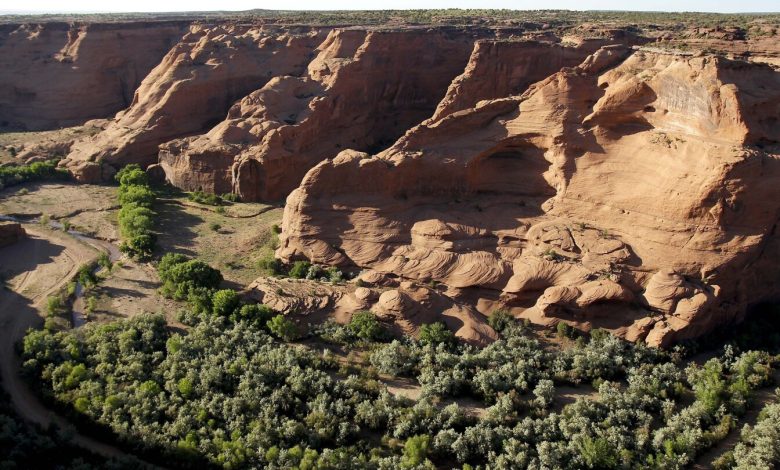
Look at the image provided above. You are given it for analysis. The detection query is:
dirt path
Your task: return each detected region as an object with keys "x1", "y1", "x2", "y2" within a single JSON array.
[{"x1": 0, "y1": 227, "x2": 131, "y2": 459}]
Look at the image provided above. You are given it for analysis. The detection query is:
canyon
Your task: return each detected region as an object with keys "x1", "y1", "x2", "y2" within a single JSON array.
[{"x1": 2, "y1": 13, "x2": 780, "y2": 346}]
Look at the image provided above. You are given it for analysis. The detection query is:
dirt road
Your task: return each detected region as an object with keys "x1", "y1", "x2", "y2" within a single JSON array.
[{"x1": 0, "y1": 226, "x2": 129, "y2": 459}]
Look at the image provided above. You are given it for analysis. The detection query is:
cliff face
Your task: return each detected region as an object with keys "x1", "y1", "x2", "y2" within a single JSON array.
[
  {"x1": 0, "y1": 21, "x2": 188, "y2": 131},
  {"x1": 62, "y1": 24, "x2": 326, "y2": 182},
  {"x1": 157, "y1": 28, "x2": 485, "y2": 200},
  {"x1": 277, "y1": 47, "x2": 780, "y2": 347},
  {"x1": 429, "y1": 36, "x2": 633, "y2": 122}
]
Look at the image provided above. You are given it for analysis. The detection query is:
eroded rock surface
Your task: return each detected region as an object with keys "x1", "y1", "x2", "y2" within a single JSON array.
[
  {"x1": 245, "y1": 276, "x2": 496, "y2": 345},
  {"x1": 0, "y1": 21, "x2": 188, "y2": 130},
  {"x1": 158, "y1": 27, "x2": 486, "y2": 200},
  {"x1": 278, "y1": 47, "x2": 780, "y2": 347},
  {"x1": 62, "y1": 24, "x2": 327, "y2": 182}
]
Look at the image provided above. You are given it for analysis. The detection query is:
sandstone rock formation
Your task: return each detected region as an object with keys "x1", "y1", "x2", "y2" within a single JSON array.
[
  {"x1": 0, "y1": 21, "x2": 188, "y2": 130},
  {"x1": 429, "y1": 35, "x2": 634, "y2": 122},
  {"x1": 157, "y1": 28, "x2": 485, "y2": 200},
  {"x1": 62, "y1": 24, "x2": 327, "y2": 182},
  {"x1": 0, "y1": 221, "x2": 25, "y2": 248},
  {"x1": 245, "y1": 276, "x2": 496, "y2": 345},
  {"x1": 6, "y1": 14, "x2": 778, "y2": 346},
  {"x1": 278, "y1": 46, "x2": 780, "y2": 347}
]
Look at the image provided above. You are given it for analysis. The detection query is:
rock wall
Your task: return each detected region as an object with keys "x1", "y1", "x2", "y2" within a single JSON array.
[
  {"x1": 62, "y1": 24, "x2": 327, "y2": 182},
  {"x1": 158, "y1": 27, "x2": 487, "y2": 200},
  {"x1": 429, "y1": 36, "x2": 631, "y2": 122},
  {"x1": 0, "y1": 21, "x2": 189, "y2": 131},
  {"x1": 277, "y1": 47, "x2": 780, "y2": 347}
]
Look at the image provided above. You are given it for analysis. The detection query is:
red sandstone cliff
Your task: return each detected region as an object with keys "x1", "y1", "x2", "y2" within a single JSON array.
[
  {"x1": 277, "y1": 46, "x2": 780, "y2": 347},
  {"x1": 157, "y1": 27, "x2": 488, "y2": 200},
  {"x1": 61, "y1": 24, "x2": 326, "y2": 182},
  {"x1": 0, "y1": 21, "x2": 188, "y2": 131},
  {"x1": 429, "y1": 36, "x2": 633, "y2": 122}
]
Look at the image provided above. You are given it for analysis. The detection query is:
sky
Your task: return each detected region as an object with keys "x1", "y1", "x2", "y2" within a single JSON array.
[{"x1": 1, "y1": 0, "x2": 778, "y2": 14}]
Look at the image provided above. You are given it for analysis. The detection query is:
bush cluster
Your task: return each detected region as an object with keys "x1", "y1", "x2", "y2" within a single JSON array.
[
  {"x1": 20, "y1": 300, "x2": 779, "y2": 469},
  {"x1": 158, "y1": 254, "x2": 300, "y2": 340},
  {"x1": 116, "y1": 165, "x2": 157, "y2": 258},
  {"x1": 187, "y1": 191, "x2": 239, "y2": 206},
  {"x1": 0, "y1": 160, "x2": 68, "y2": 190}
]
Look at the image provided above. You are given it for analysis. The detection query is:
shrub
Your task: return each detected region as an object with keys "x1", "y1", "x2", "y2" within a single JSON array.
[
  {"x1": 289, "y1": 261, "x2": 312, "y2": 279},
  {"x1": 76, "y1": 264, "x2": 97, "y2": 290},
  {"x1": 533, "y1": 379, "x2": 555, "y2": 409},
  {"x1": 267, "y1": 314, "x2": 299, "y2": 341},
  {"x1": 556, "y1": 321, "x2": 572, "y2": 339},
  {"x1": 46, "y1": 295, "x2": 65, "y2": 316},
  {"x1": 188, "y1": 191, "x2": 222, "y2": 206},
  {"x1": 578, "y1": 436, "x2": 619, "y2": 469},
  {"x1": 177, "y1": 378, "x2": 194, "y2": 398},
  {"x1": 0, "y1": 159, "x2": 68, "y2": 190},
  {"x1": 401, "y1": 435, "x2": 433, "y2": 469},
  {"x1": 325, "y1": 266, "x2": 344, "y2": 283},
  {"x1": 488, "y1": 309, "x2": 514, "y2": 333},
  {"x1": 418, "y1": 322, "x2": 455, "y2": 346},
  {"x1": 186, "y1": 287, "x2": 214, "y2": 316},
  {"x1": 85, "y1": 296, "x2": 97, "y2": 315},
  {"x1": 234, "y1": 303, "x2": 275, "y2": 328},
  {"x1": 157, "y1": 253, "x2": 223, "y2": 300},
  {"x1": 97, "y1": 252, "x2": 112, "y2": 270},
  {"x1": 209, "y1": 222, "x2": 221, "y2": 232},
  {"x1": 347, "y1": 311, "x2": 384, "y2": 341},
  {"x1": 211, "y1": 289, "x2": 241, "y2": 317},
  {"x1": 258, "y1": 250, "x2": 282, "y2": 276}
]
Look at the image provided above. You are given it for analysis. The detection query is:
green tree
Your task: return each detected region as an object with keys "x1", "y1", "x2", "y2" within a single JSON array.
[
  {"x1": 289, "y1": 260, "x2": 312, "y2": 279},
  {"x1": 418, "y1": 322, "x2": 454, "y2": 346},
  {"x1": 267, "y1": 314, "x2": 299, "y2": 341},
  {"x1": 347, "y1": 310, "x2": 384, "y2": 341},
  {"x1": 488, "y1": 309, "x2": 514, "y2": 332},
  {"x1": 157, "y1": 254, "x2": 222, "y2": 300},
  {"x1": 234, "y1": 303, "x2": 275, "y2": 327},
  {"x1": 115, "y1": 164, "x2": 148, "y2": 187},
  {"x1": 578, "y1": 436, "x2": 619, "y2": 469},
  {"x1": 401, "y1": 434, "x2": 433, "y2": 469},
  {"x1": 118, "y1": 184, "x2": 155, "y2": 207},
  {"x1": 211, "y1": 289, "x2": 241, "y2": 317}
]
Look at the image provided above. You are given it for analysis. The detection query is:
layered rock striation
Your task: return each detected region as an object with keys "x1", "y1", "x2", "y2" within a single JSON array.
[
  {"x1": 62, "y1": 24, "x2": 327, "y2": 182},
  {"x1": 157, "y1": 27, "x2": 487, "y2": 200},
  {"x1": 277, "y1": 46, "x2": 780, "y2": 346},
  {"x1": 0, "y1": 21, "x2": 188, "y2": 130}
]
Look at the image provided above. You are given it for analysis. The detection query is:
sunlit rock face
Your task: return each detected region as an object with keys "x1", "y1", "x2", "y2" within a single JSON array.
[
  {"x1": 62, "y1": 24, "x2": 327, "y2": 182},
  {"x1": 278, "y1": 47, "x2": 780, "y2": 347}
]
